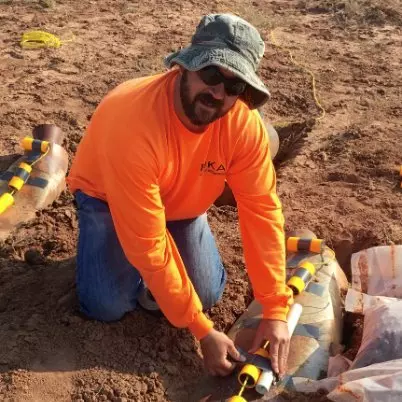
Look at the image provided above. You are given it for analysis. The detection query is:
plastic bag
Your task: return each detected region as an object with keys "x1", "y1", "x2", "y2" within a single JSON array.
[
  {"x1": 350, "y1": 245, "x2": 402, "y2": 297},
  {"x1": 294, "y1": 245, "x2": 402, "y2": 401},
  {"x1": 345, "y1": 288, "x2": 400, "y2": 314},
  {"x1": 350, "y1": 299, "x2": 402, "y2": 370},
  {"x1": 295, "y1": 359, "x2": 402, "y2": 401}
]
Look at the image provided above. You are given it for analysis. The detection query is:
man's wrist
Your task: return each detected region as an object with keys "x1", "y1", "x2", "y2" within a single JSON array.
[
  {"x1": 262, "y1": 304, "x2": 289, "y2": 322},
  {"x1": 188, "y1": 311, "x2": 214, "y2": 340}
]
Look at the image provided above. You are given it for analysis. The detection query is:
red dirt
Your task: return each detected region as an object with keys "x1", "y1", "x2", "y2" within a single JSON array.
[{"x1": 0, "y1": 0, "x2": 401, "y2": 401}]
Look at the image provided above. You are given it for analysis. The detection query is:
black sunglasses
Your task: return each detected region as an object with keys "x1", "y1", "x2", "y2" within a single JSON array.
[{"x1": 197, "y1": 66, "x2": 247, "y2": 96}]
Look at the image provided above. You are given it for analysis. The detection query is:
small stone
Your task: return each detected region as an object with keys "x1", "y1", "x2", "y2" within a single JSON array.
[
  {"x1": 165, "y1": 364, "x2": 178, "y2": 375},
  {"x1": 83, "y1": 394, "x2": 93, "y2": 402},
  {"x1": 24, "y1": 249, "x2": 45, "y2": 266},
  {"x1": 140, "y1": 382, "x2": 148, "y2": 394},
  {"x1": 132, "y1": 382, "x2": 142, "y2": 393},
  {"x1": 305, "y1": 160, "x2": 316, "y2": 169},
  {"x1": 139, "y1": 339, "x2": 150, "y2": 353},
  {"x1": 9, "y1": 51, "x2": 24, "y2": 59},
  {"x1": 39, "y1": 0, "x2": 54, "y2": 7},
  {"x1": 359, "y1": 98, "x2": 370, "y2": 107},
  {"x1": 146, "y1": 381, "x2": 155, "y2": 393},
  {"x1": 318, "y1": 151, "x2": 328, "y2": 161},
  {"x1": 181, "y1": 342, "x2": 192, "y2": 352},
  {"x1": 76, "y1": 378, "x2": 84, "y2": 387},
  {"x1": 25, "y1": 314, "x2": 41, "y2": 331},
  {"x1": 159, "y1": 351, "x2": 169, "y2": 361},
  {"x1": 69, "y1": 315, "x2": 83, "y2": 325}
]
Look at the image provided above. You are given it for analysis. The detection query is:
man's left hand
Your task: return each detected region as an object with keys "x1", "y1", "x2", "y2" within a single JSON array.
[{"x1": 248, "y1": 319, "x2": 290, "y2": 377}]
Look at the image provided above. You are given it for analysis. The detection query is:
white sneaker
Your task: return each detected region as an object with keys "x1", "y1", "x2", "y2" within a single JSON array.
[{"x1": 137, "y1": 282, "x2": 161, "y2": 315}]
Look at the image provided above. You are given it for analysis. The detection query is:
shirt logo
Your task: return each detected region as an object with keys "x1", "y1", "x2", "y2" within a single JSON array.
[{"x1": 200, "y1": 161, "x2": 226, "y2": 175}]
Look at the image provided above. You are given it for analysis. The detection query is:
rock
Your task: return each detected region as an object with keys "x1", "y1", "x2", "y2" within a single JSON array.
[
  {"x1": 180, "y1": 342, "x2": 192, "y2": 352},
  {"x1": 39, "y1": 0, "x2": 54, "y2": 8},
  {"x1": 141, "y1": 382, "x2": 148, "y2": 394},
  {"x1": 9, "y1": 51, "x2": 24, "y2": 60},
  {"x1": 305, "y1": 160, "x2": 317, "y2": 169},
  {"x1": 159, "y1": 351, "x2": 168, "y2": 361},
  {"x1": 25, "y1": 314, "x2": 42, "y2": 331},
  {"x1": 145, "y1": 379, "x2": 155, "y2": 393},
  {"x1": 318, "y1": 151, "x2": 329, "y2": 161},
  {"x1": 132, "y1": 382, "x2": 142, "y2": 393},
  {"x1": 139, "y1": 338, "x2": 151, "y2": 353},
  {"x1": 164, "y1": 364, "x2": 178, "y2": 375},
  {"x1": 359, "y1": 98, "x2": 370, "y2": 107},
  {"x1": 76, "y1": 378, "x2": 84, "y2": 387},
  {"x1": 24, "y1": 249, "x2": 45, "y2": 266},
  {"x1": 68, "y1": 315, "x2": 84, "y2": 325}
]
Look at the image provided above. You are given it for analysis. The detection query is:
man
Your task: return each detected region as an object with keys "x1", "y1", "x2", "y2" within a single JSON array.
[{"x1": 67, "y1": 13, "x2": 293, "y2": 378}]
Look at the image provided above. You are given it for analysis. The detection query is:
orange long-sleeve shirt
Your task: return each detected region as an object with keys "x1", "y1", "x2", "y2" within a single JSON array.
[{"x1": 67, "y1": 69, "x2": 293, "y2": 340}]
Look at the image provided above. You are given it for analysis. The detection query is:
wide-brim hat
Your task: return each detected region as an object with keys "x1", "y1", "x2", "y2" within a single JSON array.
[{"x1": 164, "y1": 14, "x2": 270, "y2": 109}]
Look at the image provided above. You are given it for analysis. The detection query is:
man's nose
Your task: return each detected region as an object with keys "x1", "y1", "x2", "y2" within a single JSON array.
[{"x1": 209, "y1": 82, "x2": 225, "y2": 100}]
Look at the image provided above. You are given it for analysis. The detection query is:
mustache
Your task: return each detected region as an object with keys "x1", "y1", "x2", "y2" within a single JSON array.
[{"x1": 195, "y1": 93, "x2": 223, "y2": 108}]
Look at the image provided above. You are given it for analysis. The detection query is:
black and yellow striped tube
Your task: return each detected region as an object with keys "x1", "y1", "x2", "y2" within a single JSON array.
[
  {"x1": 287, "y1": 237, "x2": 324, "y2": 254},
  {"x1": 0, "y1": 193, "x2": 15, "y2": 215},
  {"x1": 238, "y1": 364, "x2": 261, "y2": 388},
  {"x1": 21, "y1": 137, "x2": 50, "y2": 153},
  {"x1": 8, "y1": 162, "x2": 32, "y2": 191},
  {"x1": 287, "y1": 261, "x2": 316, "y2": 295}
]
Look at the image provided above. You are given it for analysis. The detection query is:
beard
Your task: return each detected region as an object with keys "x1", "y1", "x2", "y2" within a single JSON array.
[{"x1": 180, "y1": 70, "x2": 226, "y2": 126}]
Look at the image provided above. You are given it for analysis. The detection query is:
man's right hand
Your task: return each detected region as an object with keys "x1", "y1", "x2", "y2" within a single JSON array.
[{"x1": 199, "y1": 328, "x2": 246, "y2": 376}]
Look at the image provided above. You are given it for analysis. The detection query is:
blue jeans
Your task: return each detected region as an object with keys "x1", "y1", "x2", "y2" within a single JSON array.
[{"x1": 75, "y1": 190, "x2": 226, "y2": 322}]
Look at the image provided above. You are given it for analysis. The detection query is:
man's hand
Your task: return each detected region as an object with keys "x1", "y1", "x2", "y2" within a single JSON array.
[
  {"x1": 249, "y1": 319, "x2": 290, "y2": 377},
  {"x1": 200, "y1": 329, "x2": 246, "y2": 376}
]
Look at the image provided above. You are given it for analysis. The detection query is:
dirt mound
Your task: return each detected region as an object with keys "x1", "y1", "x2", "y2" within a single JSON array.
[
  {"x1": 298, "y1": 0, "x2": 402, "y2": 27},
  {"x1": 0, "y1": 0, "x2": 401, "y2": 401}
]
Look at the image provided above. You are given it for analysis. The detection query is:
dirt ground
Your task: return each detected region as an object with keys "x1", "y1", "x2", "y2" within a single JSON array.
[{"x1": 0, "y1": 0, "x2": 401, "y2": 401}]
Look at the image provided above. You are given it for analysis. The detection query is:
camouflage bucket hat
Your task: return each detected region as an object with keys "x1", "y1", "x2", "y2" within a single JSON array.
[{"x1": 164, "y1": 13, "x2": 270, "y2": 109}]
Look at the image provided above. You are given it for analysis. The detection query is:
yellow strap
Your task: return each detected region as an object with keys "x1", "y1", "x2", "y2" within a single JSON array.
[
  {"x1": 269, "y1": 29, "x2": 326, "y2": 122},
  {"x1": 20, "y1": 30, "x2": 74, "y2": 49}
]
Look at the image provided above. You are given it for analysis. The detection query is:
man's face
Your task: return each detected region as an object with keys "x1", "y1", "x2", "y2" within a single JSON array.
[{"x1": 180, "y1": 66, "x2": 246, "y2": 126}]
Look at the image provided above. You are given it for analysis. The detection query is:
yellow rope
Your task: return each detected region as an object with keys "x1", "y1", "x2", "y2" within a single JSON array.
[
  {"x1": 20, "y1": 30, "x2": 74, "y2": 49},
  {"x1": 269, "y1": 29, "x2": 326, "y2": 122},
  {"x1": 30, "y1": 147, "x2": 50, "y2": 166},
  {"x1": 239, "y1": 379, "x2": 248, "y2": 396}
]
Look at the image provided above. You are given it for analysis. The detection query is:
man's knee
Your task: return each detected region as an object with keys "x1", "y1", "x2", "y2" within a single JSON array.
[
  {"x1": 199, "y1": 290, "x2": 222, "y2": 310},
  {"x1": 197, "y1": 269, "x2": 227, "y2": 310},
  {"x1": 78, "y1": 293, "x2": 127, "y2": 322}
]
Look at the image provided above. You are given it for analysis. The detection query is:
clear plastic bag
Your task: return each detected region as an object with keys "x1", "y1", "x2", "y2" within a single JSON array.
[
  {"x1": 350, "y1": 300, "x2": 402, "y2": 370},
  {"x1": 294, "y1": 245, "x2": 402, "y2": 401},
  {"x1": 295, "y1": 359, "x2": 402, "y2": 401}
]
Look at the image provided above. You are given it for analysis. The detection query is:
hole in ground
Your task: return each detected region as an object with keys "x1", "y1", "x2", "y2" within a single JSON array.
[{"x1": 214, "y1": 118, "x2": 315, "y2": 207}]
